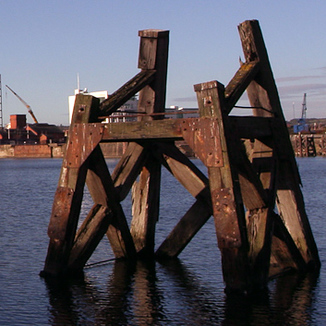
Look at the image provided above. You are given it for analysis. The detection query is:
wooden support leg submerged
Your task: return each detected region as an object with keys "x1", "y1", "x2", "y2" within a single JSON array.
[
  {"x1": 131, "y1": 153, "x2": 161, "y2": 257},
  {"x1": 41, "y1": 95, "x2": 102, "y2": 277},
  {"x1": 194, "y1": 81, "x2": 252, "y2": 292},
  {"x1": 239, "y1": 19, "x2": 320, "y2": 274},
  {"x1": 189, "y1": 20, "x2": 320, "y2": 292},
  {"x1": 129, "y1": 29, "x2": 169, "y2": 257}
]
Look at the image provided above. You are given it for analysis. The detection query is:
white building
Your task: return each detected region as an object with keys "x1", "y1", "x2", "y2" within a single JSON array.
[
  {"x1": 68, "y1": 89, "x2": 108, "y2": 124},
  {"x1": 68, "y1": 89, "x2": 138, "y2": 124}
]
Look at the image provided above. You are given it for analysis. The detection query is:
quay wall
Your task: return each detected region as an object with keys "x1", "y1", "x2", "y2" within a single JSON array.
[
  {"x1": 0, "y1": 144, "x2": 65, "y2": 158},
  {"x1": 0, "y1": 141, "x2": 194, "y2": 159},
  {"x1": 15, "y1": 145, "x2": 57, "y2": 158},
  {"x1": 0, "y1": 143, "x2": 138, "y2": 159},
  {"x1": 1, "y1": 137, "x2": 325, "y2": 159}
]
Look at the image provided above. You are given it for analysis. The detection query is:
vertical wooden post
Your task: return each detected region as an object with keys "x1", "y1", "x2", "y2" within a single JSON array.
[
  {"x1": 137, "y1": 29, "x2": 169, "y2": 119},
  {"x1": 130, "y1": 30, "x2": 169, "y2": 257},
  {"x1": 244, "y1": 143, "x2": 277, "y2": 285},
  {"x1": 194, "y1": 81, "x2": 251, "y2": 292}
]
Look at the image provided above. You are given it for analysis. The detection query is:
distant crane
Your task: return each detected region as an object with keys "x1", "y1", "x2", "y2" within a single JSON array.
[
  {"x1": 293, "y1": 93, "x2": 308, "y2": 133},
  {"x1": 5, "y1": 85, "x2": 39, "y2": 123},
  {"x1": 301, "y1": 93, "x2": 308, "y2": 121}
]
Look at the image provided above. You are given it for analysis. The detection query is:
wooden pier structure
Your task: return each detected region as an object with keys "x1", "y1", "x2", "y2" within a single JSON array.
[
  {"x1": 41, "y1": 20, "x2": 320, "y2": 293},
  {"x1": 291, "y1": 134, "x2": 317, "y2": 157}
]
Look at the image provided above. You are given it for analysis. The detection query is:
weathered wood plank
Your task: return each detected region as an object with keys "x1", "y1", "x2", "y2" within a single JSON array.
[
  {"x1": 246, "y1": 151, "x2": 277, "y2": 284},
  {"x1": 225, "y1": 61, "x2": 260, "y2": 113},
  {"x1": 99, "y1": 70, "x2": 156, "y2": 116},
  {"x1": 131, "y1": 154, "x2": 161, "y2": 256},
  {"x1": 228, "y1": 113, "x2": 277, "y2": 287},
  {"x1": 130, "y1": 29, "x2": 169, "y2": 257},
  {"x1": 111, "y1": 142, "x2": 148, "y2": 201},
  {"x1": 150, "y1": 142, "x2": 213, "y2": 258},
  {"x1": 239, "y1": 19, "x2": 320, "y2": 270},
  {"x1": 238, "y1": 22, "x2": 286, "y2": 282},
  {"x1": 238, "y1": 166, "x2": 267, "y2": 210},
  {"x1": 43, "y1": 165, "x2": 88, "y2": 276},
  {"x1": 153, "y1": 141, "x2": 208, "y2": 197},
  {"x1": 70, "y1": 113, "x2": 266, "y2": 170},
  {"x1": 100, "y1": 119, "x2": 184, "y2": 142},
  {"x1": 275, "y1": 186, "x2": 311, "y2": 263},
  {"x1": 71, "y1": 94, "x2": 101, "y2": 123},
  {"x1": 240, "y1": 120, "x2": 275, "y2": 286},
  {"x1": 42, "y1": 95, "x2": 100, "y2": 277},
  {"x1": 68, "y1": 204, "x2": 112, "y2": 270},
  {"x1": 181, "y1": 118, "x2": 223, "y2": 167},
  {"x1": 65, "y1": 123, "x2": 104, "y2": 170},
  {"x1": 156, "y1": 193, "x2": 212, "y2": 258},
  {"x1": 86, "y1": 145, "x2": 136, "y2": 259},
  {"x1": 271, "y1": 212, "x2": 307, "y2": 274},
  {"x1": 66, "y1": 117, "x2": 278, "y2": 146},
  {"x1": 269, "y1": 235, "x2": 297, "y2": 278},
  {"x1": 137, "y1": 29, "x2": 169, "y2": 118},
  {"x1": 138, "y1": 29, "x2": 169, "y2": 69},
  {"x1": 111, "y1": 139, "x2": 210, "y2": 260},
  {"x1": 194, "y1": 80, "x2": 250, "y2": 292},
  {"x1": 226, "y1": 122, "x2": 268, "y2": 210}
]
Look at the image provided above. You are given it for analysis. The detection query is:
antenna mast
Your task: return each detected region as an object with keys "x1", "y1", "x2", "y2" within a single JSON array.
[
  {"x1": 301, "y1": 93, "x2": 307, "y2": 120},
  {"x1": 77, "y1": 73, "x2": 80, "y2": 91},
  {"x1": 0, "y1": 75, "x2": 3, "y2": 128}
]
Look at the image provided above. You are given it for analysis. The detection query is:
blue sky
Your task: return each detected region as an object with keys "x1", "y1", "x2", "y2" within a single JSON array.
[{"x1": 1, "y1": 0, "x2": 326, "y2": 125}]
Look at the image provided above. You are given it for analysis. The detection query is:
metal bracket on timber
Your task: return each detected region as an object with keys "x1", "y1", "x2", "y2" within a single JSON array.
[{"x1": 41, "y1": 21, "x2": 320, "y2": 294}]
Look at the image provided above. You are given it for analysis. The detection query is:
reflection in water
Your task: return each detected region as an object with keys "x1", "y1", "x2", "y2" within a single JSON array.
[
  {"x1": 223, "y1": 271, "x2": 319, "y2": 326},
  {"x1": 45, "y1": 259, "x2": 319, "y2": 325},
  {"x1": 0, "y1": 158, "x2": 324, "y2": 324},
  {"x1": 46, "y1": 276, "x2": 97, "y2": 325},
  {"x1": 157, "y1": 258, "x2": 223, "y2": 324},
  {"x1": 270, "y1": 271, "x2": 319, "y2": 325},
  {"x1": 103, "y1": 260, "x2": 165, "y2": 325}
]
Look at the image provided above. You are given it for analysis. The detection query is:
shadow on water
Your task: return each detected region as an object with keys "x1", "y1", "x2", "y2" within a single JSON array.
[{"x1": 44, "y1": 259, "x2": 319, "y2": 326}]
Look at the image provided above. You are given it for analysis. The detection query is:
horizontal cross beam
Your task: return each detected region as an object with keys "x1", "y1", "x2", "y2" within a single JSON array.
[{"x1": 69, "y1": 116, "x2": 275, "y2": 144}]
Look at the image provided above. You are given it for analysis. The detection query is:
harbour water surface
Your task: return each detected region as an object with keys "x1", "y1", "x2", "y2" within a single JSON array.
[{"x1": 0, "y1": 157, "x2": 325, "y2": 325}]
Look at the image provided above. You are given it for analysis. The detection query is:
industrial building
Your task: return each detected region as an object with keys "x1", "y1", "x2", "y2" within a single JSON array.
[{"x1": 0, "y1": 114, "x2": 65, "y2": 144}]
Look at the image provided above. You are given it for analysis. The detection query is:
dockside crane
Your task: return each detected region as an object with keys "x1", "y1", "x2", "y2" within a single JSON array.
[
  {"x1": 293, "y1": 93, "x2": 308, "y2": 133},
  {"x1": 5, "y1": 85, "x2": 39, "y2": 123}
]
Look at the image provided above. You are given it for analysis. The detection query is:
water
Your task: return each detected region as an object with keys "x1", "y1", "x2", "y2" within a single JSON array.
[{"x1": 0, "y1": 157, "x2": 325, "y2": 325}]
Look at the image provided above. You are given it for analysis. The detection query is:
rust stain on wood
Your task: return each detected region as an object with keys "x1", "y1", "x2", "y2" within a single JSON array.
[{"x1": 181, "y1": 118, "x2": 223, "y2": 167}]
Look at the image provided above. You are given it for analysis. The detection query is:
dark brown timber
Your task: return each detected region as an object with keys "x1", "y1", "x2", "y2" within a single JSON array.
[
  {"x1": 130, "y1": 29, "x2": 169, "y2": 257},
  {"x1": 238, "y1": 20, "x2": 320, "y2": 273},
  {"x1": 41, "y1": 21, "x2": 319, "y2": 294}
]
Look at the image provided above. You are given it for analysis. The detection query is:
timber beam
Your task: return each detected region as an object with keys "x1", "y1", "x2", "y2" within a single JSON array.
[
  {"x1": 68, "y1": 116, "x2": 276, "y2": 145},
  {"x1": 99, "y1": 70, "x2": 156, "y2": 116}
]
